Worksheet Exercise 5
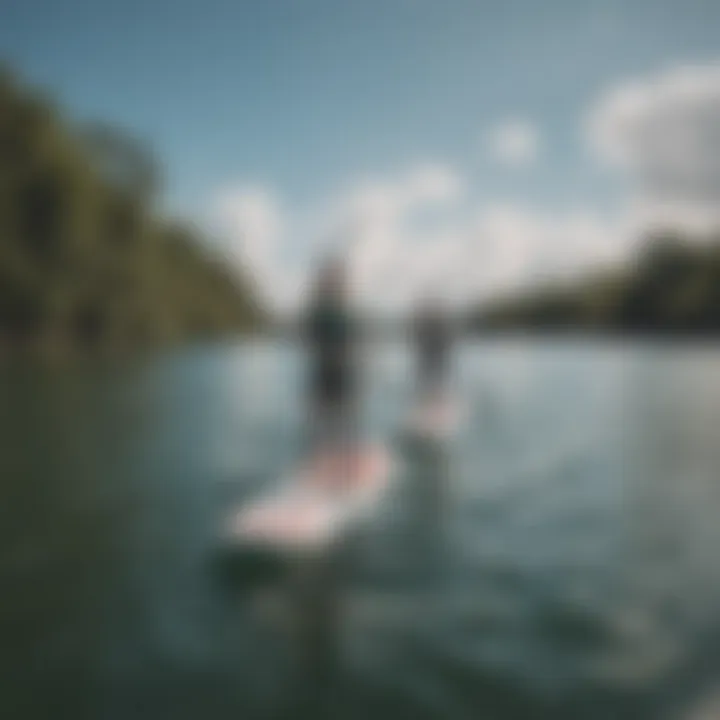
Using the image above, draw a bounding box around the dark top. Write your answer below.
[305,300,356,403]
[415,311,449,352]
[414,310,451,379]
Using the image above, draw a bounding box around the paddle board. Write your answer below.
[225,445,395,563]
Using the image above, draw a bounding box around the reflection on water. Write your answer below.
[1,340,720,719]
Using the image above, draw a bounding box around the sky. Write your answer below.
[2,0,720,313]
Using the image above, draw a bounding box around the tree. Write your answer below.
[0,64,263,356]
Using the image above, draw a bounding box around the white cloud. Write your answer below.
[453,207,618,307]
[351,171,464,307]
[589,61,720,231]
[207,186,300,311]
[403,164,464,204]
[313,164,466,311]
[486,119,540,167]
[197,60,720,317]
[327,164,463,230]
[204,167,464,316]
[205,165,627,316]
[211,185,281,266]
[320,179,620,313]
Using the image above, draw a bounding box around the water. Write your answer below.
[1,339,720,720]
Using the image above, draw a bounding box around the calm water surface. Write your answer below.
[1,339,720,720]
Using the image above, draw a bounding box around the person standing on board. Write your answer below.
[303,255,362,485]
[413,296,453,399]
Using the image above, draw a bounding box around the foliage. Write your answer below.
[0,66,263,356]
[470,231,720,336]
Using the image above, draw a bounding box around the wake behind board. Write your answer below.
[224,445,394,573]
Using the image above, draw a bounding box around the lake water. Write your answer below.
[1,339,720,720]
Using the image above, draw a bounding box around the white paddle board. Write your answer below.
[226,445,395,559]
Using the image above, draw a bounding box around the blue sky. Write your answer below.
[3,0,720,310]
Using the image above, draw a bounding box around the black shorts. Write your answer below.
[311,362,354,406]
[419,351,447,385]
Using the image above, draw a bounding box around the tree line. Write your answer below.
[0,65,263,358]
[470,232,720,336]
